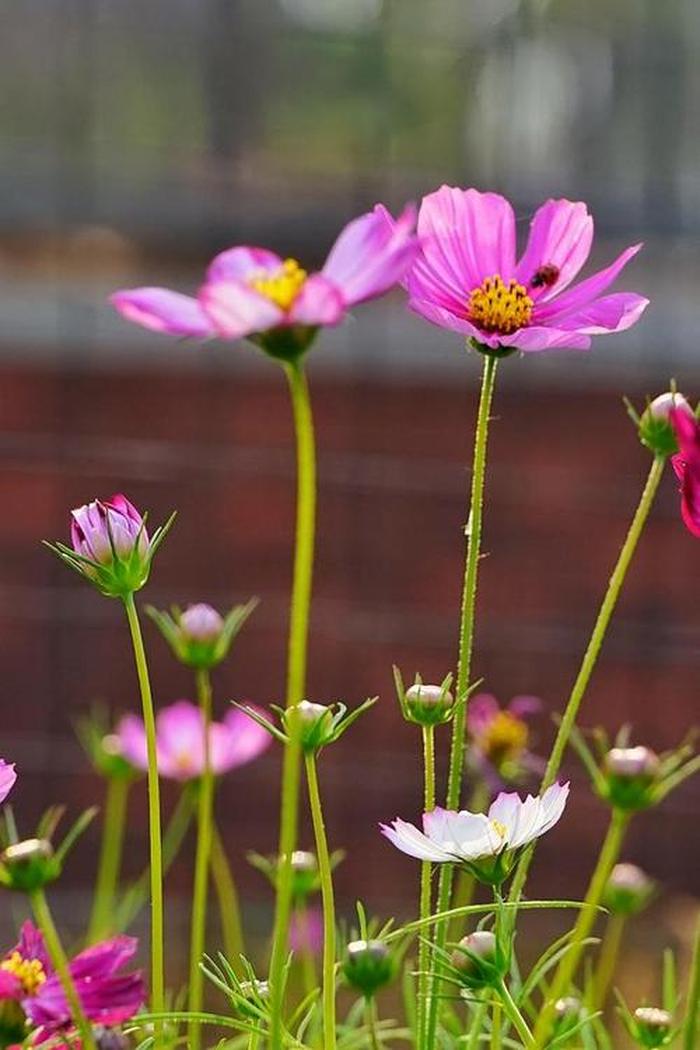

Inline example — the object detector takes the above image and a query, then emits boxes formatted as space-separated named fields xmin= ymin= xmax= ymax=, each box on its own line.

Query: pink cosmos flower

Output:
xmin=117 ymin=699 xmax=271 ymax=781
xmin=0 ymin=760 xmax=16 ymax=804
xmin=110 ymin=205 xmax=419 ymax=355
xmin=670 ymin=408 xmax=700 ymax=537
xmin=466 ymin=693 xmax=544 ymax=792
xmin=0 ymin=921 xmax=144 ymax=1039
xmin=71 ymin=495 xmax=148 ymax=566
xmin=392 ymin=186 xmax=648 ymax=352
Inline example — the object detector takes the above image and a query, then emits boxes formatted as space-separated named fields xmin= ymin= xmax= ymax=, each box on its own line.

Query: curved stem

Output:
xmin=509 ymin=455 xmax=665 ymax=913
xmin=188 ymin=667 xmax=215 ymax=1050
xmin=496 ymin=980 xmax=534 ymax=1049
xmin=418 ymin=725 xmax=436 ymax=1047
xmin=87 ymin=774 xmax=130 ymax=943
xmin=591 ymin=912 xmax=626 ymax=1012
xmin=123 ymin=593 xmax=164 ymax=1028
xmin=305 ymin=752 xmax=337 ymax=1050
xmin=211 ymin=823 xmax=245 ymax=968
xmin=427 ymin=353 xmax=499 ymax=1049
xmin=683 ymin=911 xmax=700 ymax=1050
xmin=269 ymin=360 xmax=318 ymax=1049
xmin=532 ymin=808 xmax=630 ymax=1047
xmin=30 ymin=888 xmax=97 ymax=1050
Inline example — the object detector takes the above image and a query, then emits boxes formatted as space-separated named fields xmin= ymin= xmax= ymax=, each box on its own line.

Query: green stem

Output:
xmin=366 ymin=996 xmax=382 ymax=1050
xmin=30 ymin=889 xmax=97 ymax=1050
xmin=211 ymin=823 xmax=245 ymax=968
xmin=591 ymin=912 xmax=626 ymax=1012
xmin=509 ymin=455 xmax=665 ymax=914
xmin=491 ymin=1001 xmax=502 ymax=1050
xmin=532 ymin=808 xmax=630 ymax=1047
xmin=427 ymin=352 xmax=499 ymax=1049
xmin=683 ymin=911 xmax=700 ymax=1050
xmin=418 ymin=725 xmax=436 ymax=1047
xmin=188 ymin=667 xmax=215 ymax=1050
xmin=115 ymin=784 xmax=195 ymax=932
xmin=87 ymin=774 xmax=131 ymax=943
xmin=466 ymin=996 xmax=489 ymax=1050
xmin=269 ymin=360 xmax=318 ymax=1050
xmin=496 ymin=980 xmax=534 ymax=1048
xmin=305 ymin=752 xmax=337 ymax=1050
xmin=123 ymin=592 xmax=165 ymax=1027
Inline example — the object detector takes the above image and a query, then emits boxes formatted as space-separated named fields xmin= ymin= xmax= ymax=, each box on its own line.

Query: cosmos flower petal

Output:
xmin=407 ymin=297 xmax=486 ymax=340
xmin=199 ymin=279 xmax=284 ymax=340
xmin=537 ymin=782 xmax=571 ymax=834
xmin=206 ymin=246 xmax=284 ymax=283
xmin=380 ymin=819 xmax=457 ymax=862
xmin=504 ymin=325 xmax=592 ymax=351
xmin=115 ymin=714 xmax=148 ymax=771
xmin=515 ymin=198 xmax=594 ymax=301
xmin=288 ymin=273 xmax=345 ymax=326
xmin=534 ymin=244 xmax=643 ymax=324
xmin=466 ymin=694 xmax=501 ymax=736
xmin=110 ymin=289 xmax=215 ymax=338
xmin=223 ymin=707 xmax=273 ymax=767
xmin=0 ymin=760 xmax=16 ymax=804
xmin=487 ymin=791 xmax=522 ymax=835
xmin=322 ymin=203 xmax=419 ymax=306
xmin=669 ymin=410 xmax=700 ymax=536
xmin=69 ymin=936 xmax=138 ymax=979
xmin=554 ymin=292 xmax=649 ymax=334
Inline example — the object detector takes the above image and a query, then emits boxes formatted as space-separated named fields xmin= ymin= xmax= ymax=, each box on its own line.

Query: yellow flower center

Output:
xmin=490 ymin=819 xmax=507 ymax=841
xmin=468 ymin=275 xmax=533 ymax=335
xmin=1 ymin=951 xmax=47 ymax=996
xmin=481 ymin=711 xmax=529 ymax=765
xmin=250 ymin=258 xmax=307 ymax=311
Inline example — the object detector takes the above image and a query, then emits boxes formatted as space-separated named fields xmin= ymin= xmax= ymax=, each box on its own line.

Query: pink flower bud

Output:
xmin=605 ymin=746 xmax=660 ymax=779
xmin=71 ymin=494 xmax=148 ymax=566
xmin=179 ymin=603 xmax=225 ymax=643
xmin=648 ymin=392 xmax=692 ymax=421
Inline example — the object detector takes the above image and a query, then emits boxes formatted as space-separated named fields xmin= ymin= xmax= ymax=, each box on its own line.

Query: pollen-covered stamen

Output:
xmin=1 ymin=951 xmax=47 ymax=995
xmin=468 ymin=275 xmax=533 ymax=335
xmin=490 ymin=819 xmax=507 ymax=842
xmin=250 ymin=258 xmax=307 ymax=311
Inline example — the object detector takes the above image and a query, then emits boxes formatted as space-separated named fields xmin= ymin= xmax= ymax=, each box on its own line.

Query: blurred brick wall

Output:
xmin=0 ymin=358 xmax=698 ymax=938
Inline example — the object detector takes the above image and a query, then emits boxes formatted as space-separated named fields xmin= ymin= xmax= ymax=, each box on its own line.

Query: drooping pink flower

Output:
xmin=110 ymin=205 xmax=419 ymax=356
xmin=390 ymin=187 xmax=648 ymax=353
xmin=0 ymin=759 xmax=16 ymax=804
xmin=0 ymin=921 xmax=144 ymax=1039
xmin=466 ymin=693 xmax=543 ymax=792
xmin=670 ymin=408 xmax=700 ymax=537
xmin=116 ymin=699 xmax=271 ymax=781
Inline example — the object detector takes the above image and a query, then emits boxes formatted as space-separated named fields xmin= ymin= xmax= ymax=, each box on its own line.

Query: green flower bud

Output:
xmin=603 ymin=746 xmax=660 ymax=810
xmin=236 ymin=979 xmax=270 ymax=1020
xmin=0 ymin=838 xmax=59 ymax=892
xmin=632 ymin=1006 xmax=673 ymax=1048
xmin=405 ymin=683 xmax=454 ymax=726
xmin=343 ymin=939 xmax=394 ymax=997
xmin=285 ymin=702 xmax=335 ymax=752
xmin=604 ymin=863 xmax=655 ymax=915
xmin=450 ymin=930 xmax=506 ymax=990
xmin=638 ymin=393 xmax=693 ymax=457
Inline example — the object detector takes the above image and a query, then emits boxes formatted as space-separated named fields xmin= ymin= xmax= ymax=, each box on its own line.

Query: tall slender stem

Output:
xmin=366 ymin=996 xmax=382 ymax=1050
xmin=509 ymin=456 xmax=665 ymax=914
xmin=123 ymin=592 xmax=164 ymax=1028
xmin=30 ymin=889 xmax=97 ymax=1050
xmin=418 ymin=725 xmax=436 ymax=1047
xmin=269 ymin=360 xmax=318 ymax=1050
xmin=87 ymin=774 xmax=130 ymax=943
xmin=188 ymin=667 xmax=215 ymax=1050
xmin=426 ymin=352 xmax=499 ymax=1049
xmin=211 ymin=823 xmax=245 ymax=968
xmin=490 ymin=1001 xmax=502 ymax=1050
xmin=532 ymin=808 xmax=630 ymax=1047
xmin=466 ymin=996 xmax=489 ymax=1050
xmin=496 ymin=980 xmax=534 ymax=1048
xmin=683 ymin=911 xmax=700 ymax=1050
xmin=591 ymin=912 xmax=626 ymax=1012
xmin=305 ymin=752 xmax=337 ymax=1050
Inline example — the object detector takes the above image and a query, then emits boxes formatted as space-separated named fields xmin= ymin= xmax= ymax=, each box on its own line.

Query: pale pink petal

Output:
xmin=505 ymin=326 xmax=592 ymax=352
xmin=516 ymin=199 xmax=594 ymax=301
xmin=222 ymin=707 xmax=273 ymax=768
xmin=116 ymin=715 xmax=148 ymax=772
xmin=288 ymin=274 xmax=345 ymax=326
xmin=322 ymin=203 xmax=419 ymax=306
xmin=157 ymin=701 xmax=205 ymax=779
xmin=206 ymin=247 xmax=283 ymax=284
xmin=537 ymin=782 xmax=570 ymax=834
xmin=199 ymin=280 xmax=284 ymax=340
xmin=380 ymin=818 xmax=457 ymax=862
xmin=534 ymin=244 xmax=643 ymax=324
xmin=415 ymin=186 xmax=517 ymax=297
xmin=0 ymin=760 xmax=16 ymax=804
xmin=554 ymin=292 xmax=649 ymax=334
xmin=110 ymin=289 xmax=214 ymax=338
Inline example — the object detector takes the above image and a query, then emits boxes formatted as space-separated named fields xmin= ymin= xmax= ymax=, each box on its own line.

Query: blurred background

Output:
xmin=1 ymin=0 xmax=699 ymax=1034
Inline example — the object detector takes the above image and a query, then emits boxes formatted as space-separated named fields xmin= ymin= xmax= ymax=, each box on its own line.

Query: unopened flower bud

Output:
xmin=290 ymin=850 xmax=320 ymax=900
xmin=450 ymin=930 xmax=504 ymax=989
xmin=236 ymin=979 xmax=270 ymax=1019
xmin=148 ymin=600 xmax=257 ymax=670
xmin=0 ymin=838 xmax=58 ymax=892
xmin=285 ymin=701 xmax=334 ymax=752
xmin=405 ymin=683 xmax=454 ymax=726
xmin=180 ymin=603 xmax=225 ymax=643
xmin=633 ymin=1006 xmax=673 ymax=1047
xmin=604 ymin=863 xmax=655 ymax=915
xmin=638 ymin=393 xmax=693 ymax=457
xmin=343 ymin=939 xmax=394 ymax=997
xmin=603 ymin=746 xmax=660 ymax=810
xmin=555 ymin=996 xmax=581 ymax=1020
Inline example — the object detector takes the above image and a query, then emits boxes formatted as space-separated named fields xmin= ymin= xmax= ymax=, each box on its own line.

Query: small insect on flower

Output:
xmin=380 ymin=782 xmax=569 ymax=885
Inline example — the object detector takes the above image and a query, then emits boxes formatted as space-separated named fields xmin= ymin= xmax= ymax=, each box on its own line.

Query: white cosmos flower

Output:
xmin=380 ymin=783 xmax=569 ymax=869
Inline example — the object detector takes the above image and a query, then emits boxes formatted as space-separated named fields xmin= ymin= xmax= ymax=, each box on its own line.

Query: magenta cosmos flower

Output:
xmin=670 ymin=407 xmax=700 ymax=536
xmin=117 ymin=699 xmax=271 ymax=781
xmin=110 ymin=205 xmax=420 ymax=359
xmin=0 ymin=921 xmax=144 ymax=1038
xmin=0 ymin=760 xmax=16 ymax=804
xmin=392 ymin=186 xmax=648 ymax=353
